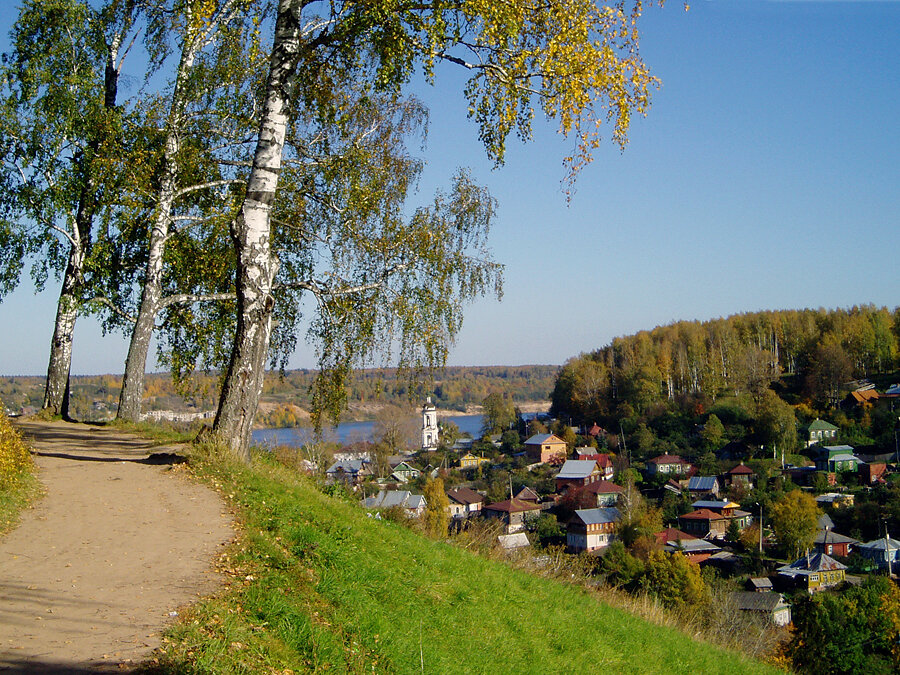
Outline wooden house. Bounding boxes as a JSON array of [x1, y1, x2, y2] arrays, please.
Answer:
[[730, 592, 792, 626], [446, 487, 484, 519], [804, 418, 838, 448], [483, 498, 542, 534], [566, 507, 621, 553], [524, 433, 568, 463], [777, 552, 846, 592], [645, 454, 691, 476], [814, 529, 858, 558], [555, 460, 602, 494]]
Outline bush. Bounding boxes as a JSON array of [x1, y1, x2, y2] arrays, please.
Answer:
[[0, 411, 32, 490]]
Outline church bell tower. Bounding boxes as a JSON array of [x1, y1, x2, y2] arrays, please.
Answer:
[[422, 396, 438, 451]]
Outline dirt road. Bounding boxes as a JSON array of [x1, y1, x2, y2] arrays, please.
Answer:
[[0, 420, 233, 673]]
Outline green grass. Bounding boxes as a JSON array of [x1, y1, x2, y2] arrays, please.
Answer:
[[141, 449, 782, 675], [104, 418, 201, 445]]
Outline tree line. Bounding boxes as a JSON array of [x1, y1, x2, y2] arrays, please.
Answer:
[[1, 0, 660, 459], [0, 365, 557, 424]]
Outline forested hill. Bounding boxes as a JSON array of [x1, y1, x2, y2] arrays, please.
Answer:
[[1, 365, 558, 422], [551, 306, 899, 426]]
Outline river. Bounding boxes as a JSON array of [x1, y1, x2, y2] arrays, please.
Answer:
[[251, 413, 485, 448]]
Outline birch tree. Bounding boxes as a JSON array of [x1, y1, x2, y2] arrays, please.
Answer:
[[214, 0, 661, 459], [0, 0, 139, 417], [112, 0, 265, 421]]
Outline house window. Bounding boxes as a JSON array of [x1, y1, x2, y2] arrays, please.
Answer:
[[827, 545, 833, 554], [811, 574, 819, 581]]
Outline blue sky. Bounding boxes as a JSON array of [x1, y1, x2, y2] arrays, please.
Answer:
[[1, 0, 899, 376]]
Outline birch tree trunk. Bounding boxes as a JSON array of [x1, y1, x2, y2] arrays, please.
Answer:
[[117, 40, 199, 422], [213, 0, 301, 460], [41, 31, 125, 418], [43, 253, 82, 418]]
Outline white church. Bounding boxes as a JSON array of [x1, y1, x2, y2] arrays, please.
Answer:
[[422, 396, 438, 451]]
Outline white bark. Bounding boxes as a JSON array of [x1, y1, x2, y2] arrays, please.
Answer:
[[214, 0, 302, 460], [118, 36, 200, 422]]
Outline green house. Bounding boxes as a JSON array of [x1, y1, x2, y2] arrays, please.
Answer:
[[815, 445, 860, 473], [804, 418, 838, 447]]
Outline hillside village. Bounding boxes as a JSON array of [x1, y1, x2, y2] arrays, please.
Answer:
[[316, 378, 900, 668]]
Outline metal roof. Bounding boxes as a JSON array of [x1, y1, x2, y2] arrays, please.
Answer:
[[362, 490, 426, 510], [524, 433, 564, 445], [688, 476, 718, 491], [557, 460, 598, 479], [859, 537, 900, 552], [573, 507, 621, 525], [814, 530, 858, 545], [691, 499, 738, 510], [732, 591, 787, 612], [665, 538, 721, 554], [778, 552, 847, 574]]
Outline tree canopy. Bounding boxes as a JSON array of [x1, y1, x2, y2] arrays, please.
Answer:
[[770, 489, 819, 560]]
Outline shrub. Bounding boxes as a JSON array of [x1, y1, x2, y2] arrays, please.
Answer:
[[0, 411, 32, 490]]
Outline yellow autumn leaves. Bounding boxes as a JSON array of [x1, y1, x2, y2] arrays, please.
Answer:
[[0, 410, 33, 491]]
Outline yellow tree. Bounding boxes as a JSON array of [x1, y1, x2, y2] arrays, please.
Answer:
[[423, 477, 450, 539], [214, 0, 664, 459], [770, 489, 820, 560]]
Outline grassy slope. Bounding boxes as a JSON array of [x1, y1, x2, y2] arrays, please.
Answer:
[[149, 452, 781, 675]]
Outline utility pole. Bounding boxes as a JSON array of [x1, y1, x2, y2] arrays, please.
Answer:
[[885, 519, 893, 578], [756, 502, 764, 555]]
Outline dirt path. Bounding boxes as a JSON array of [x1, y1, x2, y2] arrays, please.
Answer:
[[0, 420, 233, 673]]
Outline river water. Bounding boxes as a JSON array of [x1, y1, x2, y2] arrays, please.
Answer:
[[251, 413, 485, 448]]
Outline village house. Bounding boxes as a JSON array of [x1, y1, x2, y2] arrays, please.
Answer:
[[687, 476, 720, 498], [459, 452, 489, 470], [566, 507, 621, 553], [573, 447, 615, 479], [497, 532, 530, 552], [656, 527, 721, 563], [857, 537, 900, 572], [678, 508, 728, 538], [555, 459, 602, 494], [730, 592, 792, 627], [582, 480, 623, 507], [585, 422, 605, 439], [678, 500, 752, 538], [715, 440, 756, 462], [326, 458, 373, 485], [645, 453, 692, 477], [362, 490, 427, 517], [815, 445, 861, 473], [514, 486, 541, 503], [389, 461, 421, 483], [446, 487, 484, 519], [815, 492, 855, 508], [482, 498, 542, 534], [842, 388, 879, 411], [804, 418, 839, 447], [747, 577, 773, 593], [777, 552, 847, 593], [814, 528, 858, 558], [524, 433, 568, 463], [722, 462, 756, 490], [782, 465, 827, 488]]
